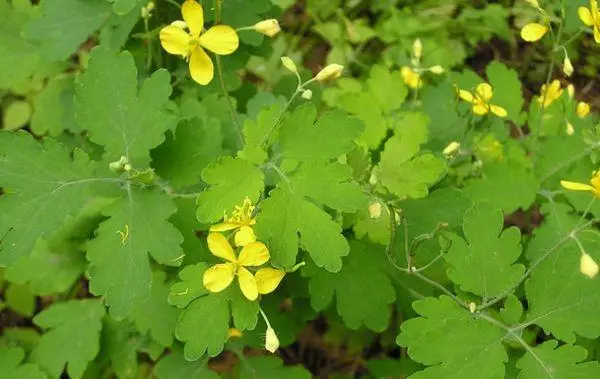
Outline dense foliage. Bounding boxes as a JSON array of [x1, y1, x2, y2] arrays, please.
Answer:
[[1, 0, 600, 378]]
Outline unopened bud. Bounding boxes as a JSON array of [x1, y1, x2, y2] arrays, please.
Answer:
[[281, 56, 297, 74], [141, 1, 155, 18], [124, 163, 133, 172], [170, 20, 187, 29], [566, 122, 575, 136], [301, 89, 313, 100], [469, 302, 477, 313], [253, 19, 281, 38], [368, 201, 382, 219], [315, 64, 344, 82], [442, 141, 460, 156], [412, 39, 423, 59], [576, 102, 590, 118], [109, 156, 129, 172], [580, 252, 599, 279], [525, 0, 541, 10], [265, 327, 279, 353], [563, 55, 574, 77], [429, 65, 445, 74], [567, 84, 575, 99]]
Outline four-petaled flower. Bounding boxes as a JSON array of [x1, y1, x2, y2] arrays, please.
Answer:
[[159, 0, 239, 85], [579, 0, 600, 43], [561, 170, 600, 197], [401, 66, 422, 89], [458, 83, 507, 117], [203, 233, 285, 301], [538, 79, 563, 108], [210, 197, 257, 247]]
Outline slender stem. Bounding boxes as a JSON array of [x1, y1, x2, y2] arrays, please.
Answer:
[[260, 88, 301, 146], [575, 197, 596, 229], [412, 249, 446, 274], [412, 271, 468, 308], [143, 18, 152, 70]]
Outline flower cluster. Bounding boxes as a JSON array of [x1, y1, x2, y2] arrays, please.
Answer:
[[202, 198, 285, 301], [400, 39, 444, 89]]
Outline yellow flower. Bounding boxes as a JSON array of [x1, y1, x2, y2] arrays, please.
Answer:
[[520, 23, 548, 42], [560, 170, 600, 197], [538, 79, 563, 108], [580, 252, 599, 279], [579, 0, 600, 43], [577, 101, 591, 118], [253, 19, 281, 37], [159, 0, 239, 85], [210, 197, 257, 247], [202, 233, 285, 300], [401, 66, 422, 89], [458, 83, 507, 117]]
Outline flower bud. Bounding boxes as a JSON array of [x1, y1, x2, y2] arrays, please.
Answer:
[[265, 326, 279, 353], [525, 0, 541, 10], [368, 201, 382, 219], [580, 252, 599, 279], [469, 302, 477, 313], [442, 141, 460, 156], [566, 122, 575, 136], [109, 156, 129, 172], [576, 102, 590, 118], [301, 89, 313, 100], [567, 84, 575, 99], [429, 65, 445, 74], [253, 19, 281, 38], [170, 20, 187, 29], [281, 56, 297, 74], [412, 39, 423, 59], [315, 64, 344, 82], [563, 55, 574, 77]]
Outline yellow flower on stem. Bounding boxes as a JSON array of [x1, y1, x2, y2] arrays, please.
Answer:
[[210, 197, 257, 247], [458, 83, 507, 117], [538, 79, 563, 108], [521, 22, 548, 41], [579, 0, 600, 43], [202, 233, 285, 301], [560, 170, 600, 197], [401, 66, 422, 89], [159, 0, 239, 85]]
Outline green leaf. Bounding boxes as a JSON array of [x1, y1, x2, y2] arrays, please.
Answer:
[[485, 61, 524, 125], [176, 288, 258, 361], [237, 356, 312, 379], [463, 162, 539, 213], [131, 270, 180, 347], [366, 65, 408, 115], [4, 283, 35, 317], [376, 113, 445, 199], [516, 340, 600, 378], [101, 318, 139, 379], [524, 204, 600, 343], [304, 240, 395, 331], [0, 347, 46, 379], [397, 296, 507, 378], [420, 80, 466, 149], [445, 203, 525, 299], [255, 186, 349, 272], [3, 100, 32, 131], [75, 46, 176, 160], [238, 103, 282, 165], [500, 294, 523, 326], [108, 0, 139, 15], [0, 131, 97, 265], [152, 118, 223, 189], [31, 76, 79, 136], [196, 156, 264, 223], [168, 263, 209, 309], [278, 105, 363, 161], [23, 0, 112, 61], [32, 299, 105, 379], [87, 188, 183, 319], [154, 348, 219, 379], [353, 201, 391, 245], [205, 0, 272, 46]]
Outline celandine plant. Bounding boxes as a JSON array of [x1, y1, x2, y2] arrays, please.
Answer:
[[1, 0, 600, 378]]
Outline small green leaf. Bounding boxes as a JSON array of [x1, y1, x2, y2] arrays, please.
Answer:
[[154, 348, 219, 379], [196, 156, 265, 223], [5, 283, 35, 317], [304, 240, 395, 331], [516, 340, 600, 378], [32, 299, 105, 379], [237, 356, 312, 379], [0, 347, 46, 379], [500, 294, 523, 326], [445, 203, 525, 299], [31, 76, 79, 136], [101, 318, 140, 379], [3, 100, 31, 131], [238, 103, 282, 165], [107, 0, 139, 15], [168, 263, 210, 308], [485, 61, 524, 124]]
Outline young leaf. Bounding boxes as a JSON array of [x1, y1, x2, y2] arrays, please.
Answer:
[[516, 340, 600, 378], [32, 299, 105, 379], [445, 203, 525, 299], [75, 46, 176, 160], [87, 188, 183, 319], [304, 240, 395, 331], [23, 0, 112, 61], [196, 156, 265, 223], [0, 131, 98, 265], [237, 356, 312, 379], [397, 296, 507, 378], [154, 348, 219, 379], [500, 294, 523, 325], [0, 347, 46, 379]]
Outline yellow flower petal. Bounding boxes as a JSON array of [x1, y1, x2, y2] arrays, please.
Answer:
[[237, 267, 258, 301], [182, 0, 204, 38], [207, 232, 236, 262], [189, 46, 214, 85], [594, 26, 600, 43], [199, 25, 239, 55], [579, 6, 594, 26], [210, 222, 240, 232], [472, 104, 489, 115], [490, 104, 507, 117], [256, 268, 285, 294], [237, 241, 269, 266], [203, 263, 235, 292], [458, 89, 474, 103], [475, 83, 493, 102], [159, 25, 191, 57], [560, 180, 595, 192], [234, 225, 257, 247], [521, 23, 548, 42]]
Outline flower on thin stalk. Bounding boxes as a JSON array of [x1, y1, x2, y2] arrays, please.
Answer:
[[159, 0, 239, 85], [578, 0, 600, 43], [253, 19, 281, 37], [520, 0, 549, 42], [560, 170, 600, 197], [458, 83, 507, 117]]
